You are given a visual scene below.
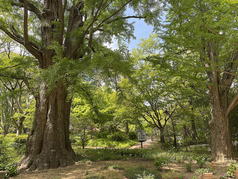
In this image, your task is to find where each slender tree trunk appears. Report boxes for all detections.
[209,93,233,162]
[16,116,25,136]
[3,124,9,136]
[191,119,199,141]
[171,118,177,149]
[18,81,77,170]
[125,120,129,135]
[159,128,165,143]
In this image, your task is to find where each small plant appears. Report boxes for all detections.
[219,173,227,179]
[194,155,206,168]
[125,166,162,179]
[195,162,215,176]
[153,157,169,170]
[227,160,238,177]
[4,162,18,178]
[185,161,192,172]
[136,171,155,179]
[206,162,216,173]
[192,177,198,179]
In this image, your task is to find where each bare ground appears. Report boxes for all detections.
[10,140,229,179]
[10,159,228,179]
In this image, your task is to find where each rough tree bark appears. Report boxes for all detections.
[208,87,233,162]
[159,127,165,143]
[18,0,79,170]
[203,43,238,162]
[18,82,76,170]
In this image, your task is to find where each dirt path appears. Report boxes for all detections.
[129,137,156,149]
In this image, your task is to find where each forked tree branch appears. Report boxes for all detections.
[12,0,43,20]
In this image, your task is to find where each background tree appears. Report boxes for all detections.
[161,0,238,162]
[0,38,35,136]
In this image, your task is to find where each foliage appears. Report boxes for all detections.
[86,137,137,149]
[10,135,27,152]
[4,162,17,178]
[194,162,216,177]
[128,131,137,140]
[125,166,162,179]
[153,157,170,170]
[184,161,192,172]
[136,171,155,179]
[219,173,228,179]
[0,145,10,170]
[101,164,124,170]
[75,148,158,162]
[194,155,210,168]
[96,131,110,139]
[162,0,238,161]
[226,160,238,177]
[109,131,128,142]
[195,168,210,176]
[206,162,216,173]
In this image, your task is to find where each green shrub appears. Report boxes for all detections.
[136,171,156,179]
[125,166,162,179]
[153,157,170,170]
[4,162,18,178]
[110,132,127,142]
[5,134,16,138]
[129,132,137,140]
[0,144,10,170]
[14,135,28,144]
[194,155,210,168]
[185,161,192,172]
[96,131,110,139]
[77,148,155,162]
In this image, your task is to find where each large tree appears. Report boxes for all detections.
[162,0,238,162]
[0,0,160,170]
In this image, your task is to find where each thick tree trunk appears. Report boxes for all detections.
[18,82,77,170]
[209,94,233,162]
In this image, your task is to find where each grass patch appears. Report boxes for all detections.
[75,148,157,162]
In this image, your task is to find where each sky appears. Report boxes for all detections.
[106,8,154,52]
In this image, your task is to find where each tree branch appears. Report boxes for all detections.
[69,0,104,59]
[23,0,43,61]
[226,91,238,118]
[94,15,146,31]
[12,0,43,20]
[94,0,132,31]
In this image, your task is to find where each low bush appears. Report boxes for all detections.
[194,154,210,168]
[109,132,127,142]
[128,132,137,140]
[77,148,156,162]
[4,162,18,178]
[125,166,162,179]
[96,131,110,139]
[153,157,170,170]
[185,161,192,172]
